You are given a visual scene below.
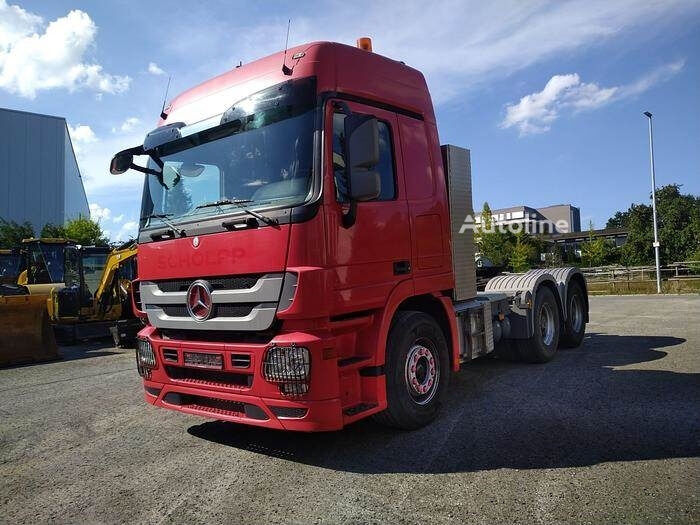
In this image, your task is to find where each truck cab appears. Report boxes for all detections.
[112,40,588,431]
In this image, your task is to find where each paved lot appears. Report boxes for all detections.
[1,295,699,524]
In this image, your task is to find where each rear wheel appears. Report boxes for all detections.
[373,311,450,430]
[560,281,586,348]
[516,287,560,363]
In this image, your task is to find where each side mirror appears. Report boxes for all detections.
[344,114,381,202]
[345,114,379,171]
[110,151,133,174]
[349,170,381,201]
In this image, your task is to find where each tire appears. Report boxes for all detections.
[560,281,587,348]
[373,311,451,430]
[515,286,560,363]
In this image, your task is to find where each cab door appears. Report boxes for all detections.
[324,100,411,315]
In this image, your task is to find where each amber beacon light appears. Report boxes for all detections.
[356,37,373,51]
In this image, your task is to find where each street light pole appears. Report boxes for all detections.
[643,111,662,294]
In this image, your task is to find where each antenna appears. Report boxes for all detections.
[160,75,172,120]
[282,19,293,75]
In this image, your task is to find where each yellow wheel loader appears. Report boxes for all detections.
[0,248,23,285]
[1,239,140,365]
[0,238,73,366]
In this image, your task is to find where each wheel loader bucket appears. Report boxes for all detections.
[0,294,59,367]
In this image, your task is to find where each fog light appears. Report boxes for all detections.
[262,345,310,396]
[263,345,310,382]
[136,338,156,378]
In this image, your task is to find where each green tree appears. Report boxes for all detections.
[476,202,514,267]
[607,184,700,266]
[64,216,109,246]
[508,230,536,272]
[580,221,616,267]
[606,210,629,229]
[689,245,700,273]
[543,243,564,267]
[656,184,700,264]
[40,223,67,238]
[0,218,35,248]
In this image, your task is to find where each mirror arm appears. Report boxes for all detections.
[129,163,161,177]
[129,163,167,189]
[341,200,357,229]
[148,152,164,169]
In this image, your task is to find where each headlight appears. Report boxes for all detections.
[262,345,310,396]
[136,338,156,377]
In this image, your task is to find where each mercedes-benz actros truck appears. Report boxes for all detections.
[111,38,588,431]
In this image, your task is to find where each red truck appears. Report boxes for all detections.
[111,39,588,431]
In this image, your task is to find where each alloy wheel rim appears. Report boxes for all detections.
[405,341,439,405]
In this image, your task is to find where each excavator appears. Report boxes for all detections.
[49,241,140,346]
[0,239,139,366]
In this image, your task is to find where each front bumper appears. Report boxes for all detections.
[144,383,344,431]
[137,326,347,431]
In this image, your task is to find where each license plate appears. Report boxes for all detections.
[183,352,223,369]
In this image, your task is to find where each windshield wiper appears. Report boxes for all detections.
[141,213,186,238]
[191,199,279,227]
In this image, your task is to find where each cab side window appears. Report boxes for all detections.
[333,112,396,202]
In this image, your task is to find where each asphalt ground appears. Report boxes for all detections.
[1,295,698,524]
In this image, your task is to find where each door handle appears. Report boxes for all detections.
[393,260,411,275]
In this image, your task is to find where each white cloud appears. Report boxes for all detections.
[78,122,150,195]
[68,123,97,144]
[163,0,699,105]
[67,123,98,156]
[0,0,41,49]
[501,60,685,135]
[88,204,138,242]
[148,62,165,75]
[112,116,141,133]
[89,202,111,222]
[0,1,131,98]
[115,220,138,242]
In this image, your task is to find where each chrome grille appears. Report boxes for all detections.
[159,304,255,318]
[155,275,263,293]
[139,273,290,332]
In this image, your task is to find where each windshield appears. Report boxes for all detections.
[0,253,21,279]
[140,79,316,229]
[27,243,66,284]
[82,251,109,297]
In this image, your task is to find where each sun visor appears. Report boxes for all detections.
[143,122,186,151]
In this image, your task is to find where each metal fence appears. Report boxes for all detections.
[580,261,700,294]
[581,262,700,282]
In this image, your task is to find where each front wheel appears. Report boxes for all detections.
[373,311,451,430]
[516,286,561,363]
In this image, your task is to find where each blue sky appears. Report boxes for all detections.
[1,0,698,241]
